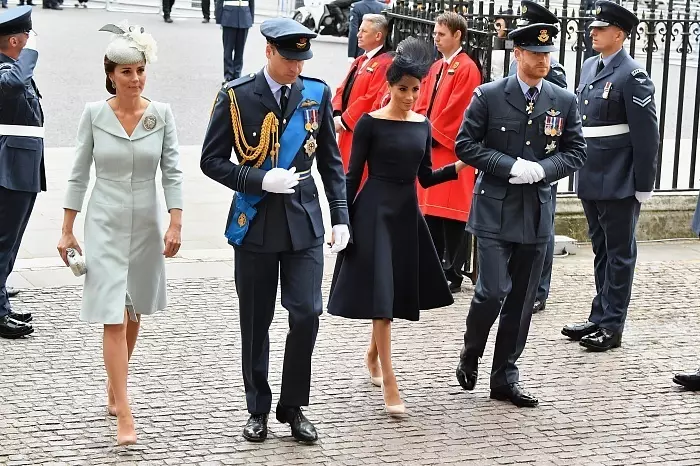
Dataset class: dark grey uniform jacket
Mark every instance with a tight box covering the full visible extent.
[215,0,254,28]
[455,75,587,244]
[0,49,45,193]
[201,70,349,253]
[574,48,659,200]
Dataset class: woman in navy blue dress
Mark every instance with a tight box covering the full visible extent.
[328,37,469,415]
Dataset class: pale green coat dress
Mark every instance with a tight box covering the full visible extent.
[64,99,183,324]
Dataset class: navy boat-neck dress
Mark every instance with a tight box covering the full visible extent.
[328,114,457,321]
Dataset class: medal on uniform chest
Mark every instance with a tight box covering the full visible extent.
[545,140,557,154]
[303,108,318,157]
[366,62,377,73]
[526,102,535,114]
[448,61,459,75]
[603,81,612,99]
[544,115,564,137]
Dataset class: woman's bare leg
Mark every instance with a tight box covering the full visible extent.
[107,314,140,415]
[366,326,382,381]
[103,309,136,445]
[372,319,402,407]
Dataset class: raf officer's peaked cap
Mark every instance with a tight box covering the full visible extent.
[0,6,32,36]
[590,0,639,35]
[260,18,317,60]
[509,22,559,52]
[518,1,559,26]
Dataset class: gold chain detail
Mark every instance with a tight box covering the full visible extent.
[228,88,280,168]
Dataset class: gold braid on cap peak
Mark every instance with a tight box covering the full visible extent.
[227,88,280,168]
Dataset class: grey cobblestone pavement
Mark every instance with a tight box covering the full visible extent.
[2,250,700,465]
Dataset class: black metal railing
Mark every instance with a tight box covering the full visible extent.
[386,0,700,193]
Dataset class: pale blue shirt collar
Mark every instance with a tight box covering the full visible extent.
[600,47,623,67]
[263,65,291,105]
[516,72,542,97]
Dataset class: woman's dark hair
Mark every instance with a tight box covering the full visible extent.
[104,55,117,95]
[386,37,433,86]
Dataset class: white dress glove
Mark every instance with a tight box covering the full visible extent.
[635,191,653,203]
[261,167,299,194]
[509,159,544,184]
[24,34,37,52]
[330,224,350,253]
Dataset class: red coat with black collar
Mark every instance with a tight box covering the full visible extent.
[414,50,481,221]
[332,48,392,172]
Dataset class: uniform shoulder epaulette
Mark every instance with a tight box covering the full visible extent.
[224,73,255,90]
[473,85,484,97]
[300,75,328,86]
[0,62,13,73]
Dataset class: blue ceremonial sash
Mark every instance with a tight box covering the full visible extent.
[225,78,325,246]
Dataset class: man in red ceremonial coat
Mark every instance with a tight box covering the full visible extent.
[332,13,392,171]
[414,11,481,293]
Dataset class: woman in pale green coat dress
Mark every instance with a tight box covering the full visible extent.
[57,23,183,446]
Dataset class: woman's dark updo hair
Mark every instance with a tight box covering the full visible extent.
[386,37,434,86]
[104,55,118,95]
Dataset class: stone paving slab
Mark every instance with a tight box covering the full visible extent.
[2,250,700,465]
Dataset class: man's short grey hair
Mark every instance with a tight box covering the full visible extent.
[362,14,389,38]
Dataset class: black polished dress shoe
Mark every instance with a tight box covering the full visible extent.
[0,315,33,339]
[449,282,462,294]
[164,16,173,23]
[673,368,700,390]
[7,287,19,297]
[490,383,539,407]
[9,311,31,323]
[561,321,598,341]
[456,352,479,390]
[275,403,318,443]
[533,299,546,314]
[202,17,210,23]
[579,328,621,351]
[242,413,268,442]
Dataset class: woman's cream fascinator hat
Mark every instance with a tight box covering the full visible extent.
[99,21,158,65]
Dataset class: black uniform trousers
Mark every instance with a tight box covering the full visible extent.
[425,215,467,286]
[581,196,640,334]
[463,236,546,388]
[0,187,37,317]
[234,245,323,415]
[536,183,557,302]
[162,0,175,18]
[222,27,249,82]
[201,0,210,19]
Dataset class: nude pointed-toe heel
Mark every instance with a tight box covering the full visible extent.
[384,403,406,415]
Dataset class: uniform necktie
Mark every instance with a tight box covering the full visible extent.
[525,86,539,114]
[279,86,288,115]
[357,54,370,73]
[427,61,450,118]
[596,59,605,75]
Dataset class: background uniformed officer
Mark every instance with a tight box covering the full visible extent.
[215,0,254,82]
[454,22,586,407]
[201,18,350,443]
[562,1,658,352]
[0,6,43,340]
[507,0,567,314]
[346,0,386,60]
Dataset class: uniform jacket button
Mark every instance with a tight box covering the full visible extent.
[528,120,532,125]
[526,141,531,145]
[589,84,593,89]
[480,189,485,194]
[583,115,587,120]
[584,99,589,105]
[501,127,506,131]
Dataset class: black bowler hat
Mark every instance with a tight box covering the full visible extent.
[0,5,32,36]
[508,22,558,52]
[590,0,639,35]
[517,0,559,26]
[260,18,317,61]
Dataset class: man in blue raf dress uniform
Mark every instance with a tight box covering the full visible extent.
[201,18,350,443]
[216,0,253,82]
[562,1,658,352]
[454,22,586,407]
[508,0,566,315]
[0,6,43,340]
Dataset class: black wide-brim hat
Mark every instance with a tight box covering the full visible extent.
[517,0,559,26]
[590,0,639,35]
[261,18,317,60]
[0,5,32,36]
[508,22,559,52]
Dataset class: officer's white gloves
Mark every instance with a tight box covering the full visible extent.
[261,167,299,194]
[330,224,350,253]
[24,34,37,52]
[509,158,545,184]
[635,191,653,203]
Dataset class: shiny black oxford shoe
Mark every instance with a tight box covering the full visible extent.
[0,315,33,339]
[579,328,622,352]
[490,383,539,407]
[242,414,268,442]
[456,352,479,391]
[275,403,318,443]
[9,311,32,323]
[533,299,546,314]
[673,369,700,391]
[561,321,598,341]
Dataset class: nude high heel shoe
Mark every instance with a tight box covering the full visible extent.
[116,413,137,446]
[365,354,382,387]
[382,384,406,416]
